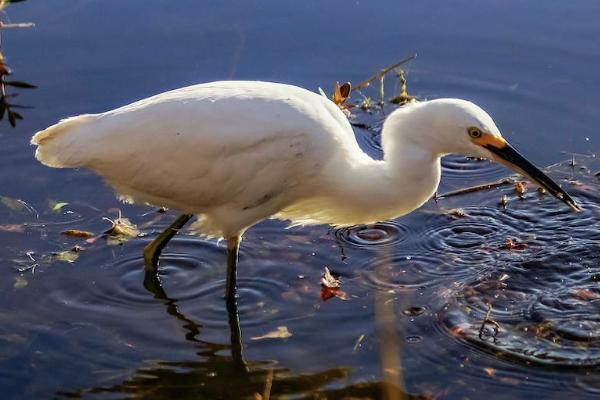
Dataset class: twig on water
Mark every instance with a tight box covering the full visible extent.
[352,54,417,92]
[435,177,515,199]
[478,303,500,341]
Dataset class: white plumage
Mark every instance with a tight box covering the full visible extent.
[32,80,578,240]
[31,80,579,303]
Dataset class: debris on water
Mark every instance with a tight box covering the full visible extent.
[52,247,81,263]
[13,276,28,289]
[498,238,527,251]
[320,266,349,300]
[321,266,341,288]
[514,181,526,196]
[478,303,500,341]
[499,195,509,207]
[483,367,496,377]
[332,82,351,107]
[353,334,366,352]
[49,201,69,212]
[251,326,292,341]
[402,306,426,317]
[61,229,94,238]
[390,69,414,106]
[537,186,546,195]
[445,208,468,219]
[103,211,140,244]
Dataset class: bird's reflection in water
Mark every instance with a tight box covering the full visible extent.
[59,270,399,399]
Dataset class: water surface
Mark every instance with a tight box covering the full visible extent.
[1,1,599,399]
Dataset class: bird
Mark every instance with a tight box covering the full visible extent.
[31,80,579,307]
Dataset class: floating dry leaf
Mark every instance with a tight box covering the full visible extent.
[13,276,28,289]
[321,266,340,288]
[62,229,94,238]
[104,212,140,244]
[53,248,80,263]
[320,267,349,301]
[332,81,351,106]
[498,238,527,251]
[251,326,292,341]
[445,208,468,218]
[514,181,526,196]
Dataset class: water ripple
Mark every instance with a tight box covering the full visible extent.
[359,252,470,289]
[441,155,506,182]
[335,221,409,248]
[438,243,600,367]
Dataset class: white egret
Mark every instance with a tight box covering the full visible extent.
[31,80,579,306]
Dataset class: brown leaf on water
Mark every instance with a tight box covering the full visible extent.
[498,238,527,251]
[53,249,80,263]
[514,181,526,196]
[62,229,94,238]
[445,208,468,218]
[571,288,600,301]
[103,211,140,244]
[0,224,24,233]
[332,81,351,106]
[251,326,292,341]
[321,266,341,288]
[320,286,350,301]
[320,266,350,301]
[483,367,496,377]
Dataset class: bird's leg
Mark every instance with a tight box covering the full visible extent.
[144,213,193,272]
[226,291,248,371]
[225,235,241,309]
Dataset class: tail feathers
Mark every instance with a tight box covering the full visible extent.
[31,114,96,168]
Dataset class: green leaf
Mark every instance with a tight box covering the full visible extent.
[50,201,69,212]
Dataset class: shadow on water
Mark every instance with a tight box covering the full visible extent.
[56,271,424,400]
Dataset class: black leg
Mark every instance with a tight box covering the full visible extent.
[144,213,193,271]
[225,236,240,309]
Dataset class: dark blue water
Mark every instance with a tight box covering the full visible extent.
[0,1,598,399]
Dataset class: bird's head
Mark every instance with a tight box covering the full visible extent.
[383,98,580,211]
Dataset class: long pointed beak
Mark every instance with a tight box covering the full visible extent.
[484,142,581,212]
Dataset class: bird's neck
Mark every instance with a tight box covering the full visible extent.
[316,143,441,226]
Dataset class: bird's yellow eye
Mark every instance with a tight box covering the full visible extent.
[468,127,483,139]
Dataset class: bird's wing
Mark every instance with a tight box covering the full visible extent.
[67,81,355,213]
